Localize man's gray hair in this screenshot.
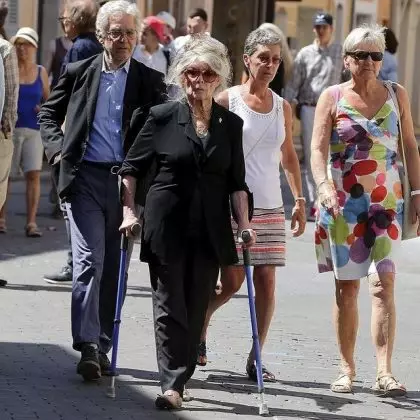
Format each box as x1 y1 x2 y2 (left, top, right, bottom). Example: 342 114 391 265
64 0 99 33
244 28 282 57
96 0 139 40
166 34 232 101
343 24 386 55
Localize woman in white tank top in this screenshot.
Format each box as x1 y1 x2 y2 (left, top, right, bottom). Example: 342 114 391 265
198 27 306 381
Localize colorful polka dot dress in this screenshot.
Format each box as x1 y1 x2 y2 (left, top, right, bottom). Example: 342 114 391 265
315 85 403 280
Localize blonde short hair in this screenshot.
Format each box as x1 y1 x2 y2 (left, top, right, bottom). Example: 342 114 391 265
343 24 385 55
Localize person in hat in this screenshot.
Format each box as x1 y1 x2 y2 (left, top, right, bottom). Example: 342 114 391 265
133 16 170 75
156 11 177 57
284 12 342 221
0 28 49 238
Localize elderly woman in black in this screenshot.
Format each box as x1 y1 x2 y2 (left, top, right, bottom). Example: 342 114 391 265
119 35 255 410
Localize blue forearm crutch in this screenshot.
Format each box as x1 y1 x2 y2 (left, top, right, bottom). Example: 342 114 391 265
107 224 140 399
241 229 269 416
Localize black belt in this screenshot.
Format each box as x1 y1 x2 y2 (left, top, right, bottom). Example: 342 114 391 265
301 102 317 107
82 160 122 173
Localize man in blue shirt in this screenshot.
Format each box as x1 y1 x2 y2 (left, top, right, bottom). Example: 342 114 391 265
44 0 103 285
39 0 165 381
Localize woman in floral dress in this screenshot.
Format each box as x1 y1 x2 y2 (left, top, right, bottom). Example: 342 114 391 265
311 25 420 396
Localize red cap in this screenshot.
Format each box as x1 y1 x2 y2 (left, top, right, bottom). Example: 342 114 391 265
143 16 166 43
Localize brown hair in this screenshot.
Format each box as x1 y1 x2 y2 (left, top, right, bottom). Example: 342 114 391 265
65 0 99 34
0 1 8 39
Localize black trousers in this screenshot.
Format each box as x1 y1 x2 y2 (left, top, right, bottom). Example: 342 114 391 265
149 236 219 395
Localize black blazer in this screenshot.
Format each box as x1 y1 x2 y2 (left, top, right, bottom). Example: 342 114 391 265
39 54 166 199
120 101 249 266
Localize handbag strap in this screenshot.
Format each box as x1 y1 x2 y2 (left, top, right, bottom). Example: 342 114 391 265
244 94 280 160
383 81 408 172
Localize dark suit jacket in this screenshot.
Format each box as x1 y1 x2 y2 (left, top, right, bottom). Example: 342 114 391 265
120 101 249 266
39 53 166 199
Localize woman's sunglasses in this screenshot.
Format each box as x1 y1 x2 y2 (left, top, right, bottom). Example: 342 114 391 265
183 68 218 83
347 51 384 62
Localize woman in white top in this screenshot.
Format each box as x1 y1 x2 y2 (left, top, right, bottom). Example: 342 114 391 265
199 28 306 381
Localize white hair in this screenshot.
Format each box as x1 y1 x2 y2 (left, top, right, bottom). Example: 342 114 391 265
166 34 232 101
96 0 139 40
343 24 386 55
258 22 293 82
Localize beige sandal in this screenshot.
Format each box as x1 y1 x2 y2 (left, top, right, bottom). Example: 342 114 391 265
25 223 42 238
373 374 406 397
331 373 355 393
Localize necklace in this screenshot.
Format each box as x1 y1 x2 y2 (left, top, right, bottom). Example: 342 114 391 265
191 110 211 138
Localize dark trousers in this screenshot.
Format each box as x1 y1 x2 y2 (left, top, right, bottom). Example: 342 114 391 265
51 165 73 269
149 236 219 395
66 162 122 353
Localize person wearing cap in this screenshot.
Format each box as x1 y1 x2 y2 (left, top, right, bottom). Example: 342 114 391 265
156 11 177 57
0 28 49 238
284 12 342 222
133 16 170 75
39 0 165 382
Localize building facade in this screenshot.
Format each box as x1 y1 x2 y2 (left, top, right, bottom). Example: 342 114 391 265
3 0 420 126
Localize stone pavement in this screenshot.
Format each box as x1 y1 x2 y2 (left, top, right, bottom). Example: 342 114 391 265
1 172 420 420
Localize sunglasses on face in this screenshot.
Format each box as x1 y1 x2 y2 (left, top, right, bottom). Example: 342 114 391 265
183 68 218 83
347 51 383 61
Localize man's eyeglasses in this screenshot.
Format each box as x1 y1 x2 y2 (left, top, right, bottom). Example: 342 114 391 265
183 68 218 83
106 29 137 41
58 16 70 23
347 51 383 62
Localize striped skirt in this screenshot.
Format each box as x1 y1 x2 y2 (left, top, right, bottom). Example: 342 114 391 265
231 207 286 266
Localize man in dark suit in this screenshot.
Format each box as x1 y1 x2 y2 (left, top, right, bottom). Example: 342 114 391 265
39 0 165 381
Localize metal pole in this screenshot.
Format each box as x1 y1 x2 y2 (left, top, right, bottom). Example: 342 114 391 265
349 0 355 30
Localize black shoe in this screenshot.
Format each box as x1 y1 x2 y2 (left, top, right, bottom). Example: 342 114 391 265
0 279 7 287
44 266 72 284
99 352 112 376
77 344 101 381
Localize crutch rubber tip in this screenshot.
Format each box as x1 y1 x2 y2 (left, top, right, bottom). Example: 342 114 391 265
106 386 116 399
259 403 270 416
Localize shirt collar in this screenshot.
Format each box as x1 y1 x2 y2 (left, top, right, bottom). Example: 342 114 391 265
313 38 334 50
101 56 131 73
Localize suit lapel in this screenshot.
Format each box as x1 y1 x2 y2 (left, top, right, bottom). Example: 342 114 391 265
122 59 141 128
205 101 226 159
86 55 102 132
178 102 202 148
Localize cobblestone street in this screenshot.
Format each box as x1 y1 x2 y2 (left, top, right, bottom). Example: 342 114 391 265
1 173 420 420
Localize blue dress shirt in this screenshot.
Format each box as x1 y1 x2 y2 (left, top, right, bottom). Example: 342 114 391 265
378 51 398 83
84 60 130 163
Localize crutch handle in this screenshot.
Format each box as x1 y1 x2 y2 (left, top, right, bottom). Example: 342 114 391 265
241 229 253 266
120 223 141 250
130 223 141 237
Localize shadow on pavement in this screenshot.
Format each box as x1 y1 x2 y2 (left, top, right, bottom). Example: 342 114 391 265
0 342 181 420
120 367 372 418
